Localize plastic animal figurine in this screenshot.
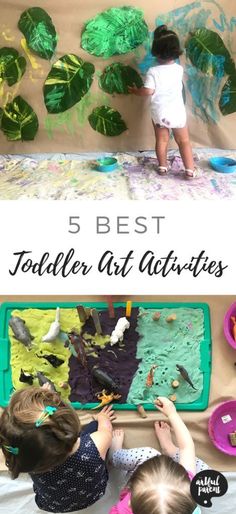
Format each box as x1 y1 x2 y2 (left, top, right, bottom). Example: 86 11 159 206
65 331 87 367
176 364 197 390
36 354 64 368
36 371 57 392
146 365 158 387
231 316 236 341
42 307 60 342
92 389 121 409
110 317 130 345
19 369 34 385
9 316 34 349
166 313 177 322
92 366 119 392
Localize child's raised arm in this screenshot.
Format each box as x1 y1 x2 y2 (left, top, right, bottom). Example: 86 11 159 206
90 405 116 460
128 84 154 96
154 397 196 475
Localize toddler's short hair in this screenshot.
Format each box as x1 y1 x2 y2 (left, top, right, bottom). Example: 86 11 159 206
152 24 183 61
0 387 80 478
129 455 197 514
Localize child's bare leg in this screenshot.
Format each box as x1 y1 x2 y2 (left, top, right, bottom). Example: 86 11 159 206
172 126 194 174
154 421 178 457
153 123 170 170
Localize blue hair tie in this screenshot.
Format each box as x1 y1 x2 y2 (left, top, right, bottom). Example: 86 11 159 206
192 506 201 514
3 445 19 455
35 406 57 427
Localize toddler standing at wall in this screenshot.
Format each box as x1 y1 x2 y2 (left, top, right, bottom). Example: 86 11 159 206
129 25 197 179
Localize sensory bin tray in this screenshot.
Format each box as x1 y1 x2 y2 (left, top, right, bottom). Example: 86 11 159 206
0 301 211 411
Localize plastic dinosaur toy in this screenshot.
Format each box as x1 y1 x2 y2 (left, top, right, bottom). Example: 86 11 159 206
146 365 158 387
176 364 197 390
92 389 121 409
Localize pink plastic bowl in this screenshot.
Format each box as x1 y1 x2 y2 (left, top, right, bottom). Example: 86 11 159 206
224 302 236 349
208 401 236 456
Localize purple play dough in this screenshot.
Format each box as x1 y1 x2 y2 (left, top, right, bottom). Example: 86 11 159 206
69 307 140 403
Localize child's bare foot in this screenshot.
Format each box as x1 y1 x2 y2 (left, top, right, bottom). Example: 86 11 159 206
108 429 124 459
154 421 178 457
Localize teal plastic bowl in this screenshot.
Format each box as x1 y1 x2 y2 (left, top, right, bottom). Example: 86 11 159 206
95 157 118 172
209 156 236 173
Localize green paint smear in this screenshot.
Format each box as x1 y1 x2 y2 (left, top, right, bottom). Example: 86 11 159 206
44 111 75 139
9 308 83 401
81 6 148 58
99 63 143 94
18 7 57 60
75 91 110 126
127 308 204 405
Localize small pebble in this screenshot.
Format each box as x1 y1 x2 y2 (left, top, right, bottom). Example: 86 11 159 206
152 312 161 321
172 380 179 388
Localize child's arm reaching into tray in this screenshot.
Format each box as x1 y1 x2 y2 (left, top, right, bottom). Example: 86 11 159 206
91 405 116 460
154 397 196 475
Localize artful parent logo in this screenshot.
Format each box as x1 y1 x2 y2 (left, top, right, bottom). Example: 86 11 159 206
190 470 228 507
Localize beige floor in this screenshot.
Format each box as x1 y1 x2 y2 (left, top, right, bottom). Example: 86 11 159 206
0 295 236 472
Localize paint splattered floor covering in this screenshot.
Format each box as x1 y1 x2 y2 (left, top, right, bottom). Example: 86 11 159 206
0 148 236 200
9 305 206 408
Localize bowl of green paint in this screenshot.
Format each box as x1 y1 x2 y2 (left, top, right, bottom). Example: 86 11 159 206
95 157 118 172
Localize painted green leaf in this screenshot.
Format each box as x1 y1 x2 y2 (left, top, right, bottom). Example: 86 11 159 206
0 47 26 86
185 29 235 77
81 6 148 58
44 54 95 114
219 72 236 115
18 7 57 59
99 63 143 94
0 95 38 141
88 105 127 136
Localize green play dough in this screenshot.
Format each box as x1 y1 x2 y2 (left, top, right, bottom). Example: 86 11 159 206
127 308 204 405
9 308 83 401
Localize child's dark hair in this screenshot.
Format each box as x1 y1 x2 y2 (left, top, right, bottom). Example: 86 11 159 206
152 24 183 61
129 455 197 514
0 387 81 478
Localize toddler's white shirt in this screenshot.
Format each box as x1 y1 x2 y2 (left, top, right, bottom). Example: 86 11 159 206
144 62 186 128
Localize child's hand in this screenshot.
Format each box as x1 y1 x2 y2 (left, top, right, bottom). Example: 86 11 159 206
154 397 177 417
128 84 139 94
41 383 53 392
96 404 116 423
